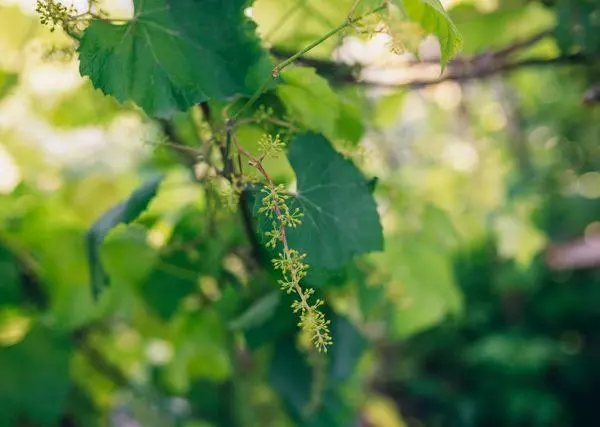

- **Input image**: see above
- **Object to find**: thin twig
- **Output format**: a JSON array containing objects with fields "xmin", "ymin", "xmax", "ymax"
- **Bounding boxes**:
[{"xmin": 232, "ymin": 3, "xmax": 387, "ymax": 120}]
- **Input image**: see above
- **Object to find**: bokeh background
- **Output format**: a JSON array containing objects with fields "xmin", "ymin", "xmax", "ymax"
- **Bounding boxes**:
[{"xmin": 1, "ymin": 0, "xmax": 600, "ymax": 426}]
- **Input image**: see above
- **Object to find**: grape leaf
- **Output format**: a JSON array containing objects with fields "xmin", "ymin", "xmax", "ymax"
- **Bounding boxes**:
[
  {"xmin": 87, "ymin": 175, "xmax": 162, "ymax": 299},
  {"xmin": 254, "ymin": 132, "xmax": 383, "ymax": 269},
  {"xmin": 397, "ymin": 0, "xmax": 463, "ymax": 66},
  {"xmin": 0, "ymin": 326, "xmax": 72, "ymax": 425},
  {"xmin": 78, "ymin": 0, "xmax": 271, "ymax": 117},
  {"xmin": 276, "ymin": 67, "xmax": 340, "ymax": 141}
]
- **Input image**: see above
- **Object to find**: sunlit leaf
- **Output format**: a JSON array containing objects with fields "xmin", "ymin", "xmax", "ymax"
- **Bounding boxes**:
[
  {"xmin": 276, "ymin": 67, "xmax": 340, "ymax": 141},
  {"xmin": 396, "ymin": 0, "xmax": 463, "ymax": 66},
  {"xmin": 378, "ymin": 234, "xmax": 462, "ymax": 339},
  {"xmin": 78, "ymin": 0, "xmax": 272, "ymax": 117}
]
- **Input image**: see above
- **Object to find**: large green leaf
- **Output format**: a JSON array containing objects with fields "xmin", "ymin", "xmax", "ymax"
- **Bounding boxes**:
[
  {"xmin": 78, "ymin": 0, "xmax": 271, "ymax": 117},
  {"xmin": 0, "ymin": 326, "xmax": 72, "ymax": 425},
  {"xmin": 276, "ymin": 67, "xmax": 340, "ymax": 141},
  {"xmin": 276, "ymin": 68, "xmax": 365, "ymax": 144},
  {"xmin": 87, "ymin": 175, "xmax": 162, "ymax": 299},
  {"xmin": 397, "ymin": 0, "xmax": 463, "ymax": 66},
  {"xmin": 254, "ymin": 132, "xmax": 383, "ymax": 269}
]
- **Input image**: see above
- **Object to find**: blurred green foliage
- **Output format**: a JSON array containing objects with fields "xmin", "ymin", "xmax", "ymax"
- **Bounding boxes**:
[{"xmin": 1, "ymin": 0, "xmax": 600, "ymax": 426}]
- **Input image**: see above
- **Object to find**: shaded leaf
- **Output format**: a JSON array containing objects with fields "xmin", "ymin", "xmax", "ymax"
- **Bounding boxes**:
[
  {"xmin": 78, "ymin": 0, "xmax": 271, "ymax": 117},
  {"xmin": 268, "ymin": 315, "xmax": 365, "ymax": 426},
  {"xmin": 328, "ymin": 316, "xmax": 367, "ymax": 383},
  {"xmin": 243, "ymin": 291, "xmax": 296, "ymax": 350},
  {"xmin": 139, "ymin": 206, "xmax": 235, "ymax": 320},
  {"xmin": 255, "ymin": 132, "xmax": 383, "ymax": 269},
  {"xmin": 0, "ymin": 326, "xmax": 72, "ymax": 425},
  {"xmin": 140, "ymin": 249, "xmax": 199, "ymax": 320},
  {"xmin": 87, "ymin": 175, "xmax": 162, "ymax": 299}
]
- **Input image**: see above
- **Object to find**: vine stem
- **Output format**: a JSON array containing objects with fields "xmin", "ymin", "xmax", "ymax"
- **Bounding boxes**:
[
  {"xmin": 347, "ymin": 0, "xmax": 364, "ymax": 20},
  {"xmin": 273, "ymin": 3, "xmax": 386, "ymax": 76},
  {"xmin": 232, "ymin": 3, "xmax": 387, "ymax": 120}
]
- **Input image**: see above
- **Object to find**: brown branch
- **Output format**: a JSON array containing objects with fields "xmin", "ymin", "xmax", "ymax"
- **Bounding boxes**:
[
  {"xmin": 270, "ymin": 30, "xmax": 597, "ymax": 88},
  {"xmin": 583, "ymin": 83, "xmax": 600, "ymax": 106},
  {"xmin": 491, "ymin": 29, "xmax": 554, "ymax": 59},
  {"xmin": 546, "ymin": 234, "xmax": 600, "ymax": 270},
  {"xmin": 400, "ymin": 54, "xmax": 593, "ymax": 88}
]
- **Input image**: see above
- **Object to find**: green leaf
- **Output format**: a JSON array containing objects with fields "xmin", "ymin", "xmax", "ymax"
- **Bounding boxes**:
[
  {"xmin": 373, "ymin": 90, "xmax": 405, "ymax": 129},
  {"xmin": 229, "ymin": 291, "xmax": 281, "ymax": 331},
  {"xmin": 0, "ymin": 326, "xmax": 72, "ymax": 425},
  {"xmin": 276, "ymin": 67, "xmax": 339, "ymax": 141},
  {"xmin": 397, "ymin": 0, "xmax": 463, "ymax": 66},
  {"xmin": 243, "ymin": 291, "xmax": 297, "ymax": 350},
  {"xmin": 78, "ymin": 0, "xmax": 271, "ymax": 117},
  {"xmin": 140, "ymin": 248, "xmax": 199, "ymax": 320},
  {"xmin": 268, "ymin": 315, "xmax": 365, "ymax": 426},
  {"xmin": 255, "ymin": 132, "xmax": 383, "ymax": 269},
  {"xmin": 335, "ymin": 91, "xmax": 365, "ymax": 144},
  {"xmin": 380, "ymin": 235, "xmax": 462, "ymax": 339},
  {"xmin": 449, "ymin": 2, "xmax": 552, "ymax": 55},
  {"xmin": 87, "ymin": 175, "xmax": 162, "ymax": 299},
  {"xmin": 41, "ymin": 81, "xmax": 121, "ymax": 128}
]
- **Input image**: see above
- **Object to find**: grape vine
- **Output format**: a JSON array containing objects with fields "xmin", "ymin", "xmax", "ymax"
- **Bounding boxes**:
[{"xmin": 34, "ymin": 0, "xmax": 461, "ymax": 353}]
